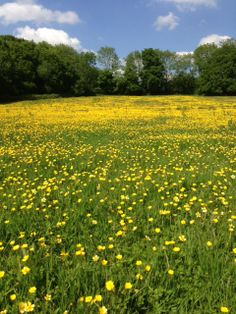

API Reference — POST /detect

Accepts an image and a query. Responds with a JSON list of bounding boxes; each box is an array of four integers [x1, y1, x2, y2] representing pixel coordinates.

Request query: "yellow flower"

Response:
[[92, 255, 100, 262], [136, 273, 143, 280], [99, 306, 108, 314], [94, 295, 103, 302], [85, 296, 93, 303], [124, 282, 132, 290], [10, 294, 16, 301], [232, 248, 236, 254], [168, 269, 174, 276], [136, 260, 142, 266], [179, 235, 186, 242], [206, 241, 213, 247], [44, 294, 52, 301], [12, 244, 20, 251], [173, 247, 181, 252], [18, 302, 34, 312], [101, 259, 108, 266], [145, 265, 151, 272], [22, 255, 29, 262], [220, 307, 230, 313], [18, 302, 27, 313], [25, 302, 35, 312], [155, 228, 161, 234], [105, 280, 115, 291], [97, 245, 105, 252], [116, 254, 123, 260], [0, 271, 5, 279], [116, 230, 123, 237], [165, 241, 175, 246], [28, 287, 37, 294], [21, 267, 30, 275]]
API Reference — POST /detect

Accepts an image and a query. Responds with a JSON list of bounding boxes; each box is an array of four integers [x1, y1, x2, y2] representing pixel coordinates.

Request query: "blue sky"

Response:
[[0, 0, 235, 57]]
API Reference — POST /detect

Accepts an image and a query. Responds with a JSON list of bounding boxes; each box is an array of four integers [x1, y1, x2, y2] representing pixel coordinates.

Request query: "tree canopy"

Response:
[[0, 35, 235, 98]]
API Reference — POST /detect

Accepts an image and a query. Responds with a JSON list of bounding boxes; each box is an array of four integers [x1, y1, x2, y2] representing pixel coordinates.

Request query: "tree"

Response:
[[52, 45, 80, 94], [158, 50, 197, 94], [96, 47, 120, 73], [36, 42, 67, 94], [141, 49, 166, 95], [123, 51, 143, 95], [194, 44, 218, 74], [194, 40, 236, 95], [1, 34, 235, 98], [96, 70, 115, 95], [171, 53, 196, 94], [0, 36, 38, 96], [73, 52, 98, 96]]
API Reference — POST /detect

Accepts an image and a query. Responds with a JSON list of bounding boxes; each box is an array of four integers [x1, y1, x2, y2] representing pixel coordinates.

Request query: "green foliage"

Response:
[[0, 36, 98, 97], [0, 36, 38, 96], [36, 43, 68, 94], [0, 35, 236, 97], [141, 49, 166, 95], [73, 52, 98, 96], [96, 70, 115, 95], [194, 40, 236, 95], [171, 73, 196, 95], [96, 46, 120, 72], [123, 51, 143, 95]]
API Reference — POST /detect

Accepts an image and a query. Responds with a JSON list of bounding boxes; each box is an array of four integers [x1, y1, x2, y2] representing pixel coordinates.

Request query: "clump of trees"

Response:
[[194, 41, 236, 95], [0, 35, 235, 98]]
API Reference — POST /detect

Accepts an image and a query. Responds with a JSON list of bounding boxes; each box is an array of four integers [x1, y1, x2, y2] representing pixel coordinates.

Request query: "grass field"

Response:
[[0, 95, 236, 314]]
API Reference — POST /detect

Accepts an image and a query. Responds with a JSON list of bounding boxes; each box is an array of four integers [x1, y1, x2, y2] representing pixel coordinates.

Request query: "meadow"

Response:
[[0, 95, 236, 314]]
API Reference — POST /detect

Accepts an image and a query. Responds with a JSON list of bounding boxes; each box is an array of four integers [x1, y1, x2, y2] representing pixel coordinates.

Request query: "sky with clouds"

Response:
[[0, 0, 235, 56]]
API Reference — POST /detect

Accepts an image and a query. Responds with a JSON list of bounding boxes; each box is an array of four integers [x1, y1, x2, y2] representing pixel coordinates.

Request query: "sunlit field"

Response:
[[1, 95, 236, 314]]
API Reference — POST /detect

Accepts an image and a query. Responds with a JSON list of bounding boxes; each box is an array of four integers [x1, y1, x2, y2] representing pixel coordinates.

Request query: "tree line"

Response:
[[0, 35, 236, 98]]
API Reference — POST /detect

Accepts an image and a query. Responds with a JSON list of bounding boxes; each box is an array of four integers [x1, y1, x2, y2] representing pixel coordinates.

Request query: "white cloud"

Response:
[[154, 12, 179, 31], [199, 34, 231, 46], [0, 0, 80, 25], [152, 0, 218, 11], [15, 26, 83, 50]]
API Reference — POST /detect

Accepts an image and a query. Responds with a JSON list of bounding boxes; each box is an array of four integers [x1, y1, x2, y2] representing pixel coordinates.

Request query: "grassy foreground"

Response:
[[0, 95, 236, 314]]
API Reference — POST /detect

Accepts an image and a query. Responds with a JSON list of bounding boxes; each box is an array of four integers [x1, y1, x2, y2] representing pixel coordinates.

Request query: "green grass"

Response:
[[0, 96, 236, 314]]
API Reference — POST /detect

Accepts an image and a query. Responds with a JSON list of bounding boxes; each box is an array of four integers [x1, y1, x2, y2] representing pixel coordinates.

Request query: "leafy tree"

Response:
[[73, 52, 98, 96], [36, 42, 70, 94], [52, 45, 80, 94], [141, 49, 166, 95], [194, 40, 236, 95], [96, 70, 115, 95], [158, 50, 196, 94], [97, 47, 120, 73], [159, 50, 176, 80], [1, 34, 236, 98], [113, 75, 127, 95], [194, 44, 218, 74], [123, 51, 143, 95], [171, 53, 196, 94], [0, 36, 38, 96], [170, 73, 196, 94], [36, 44, 98, 96], [0, 36, 14, 96]]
